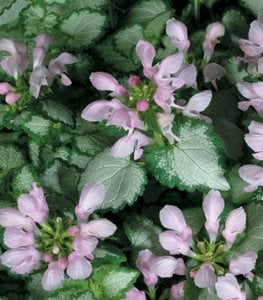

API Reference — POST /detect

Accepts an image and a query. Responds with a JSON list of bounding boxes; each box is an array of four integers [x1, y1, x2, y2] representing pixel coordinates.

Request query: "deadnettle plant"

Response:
[[0, 34, 76, 106], [157, 190, 257, 299], [0, 182, 116, 291]]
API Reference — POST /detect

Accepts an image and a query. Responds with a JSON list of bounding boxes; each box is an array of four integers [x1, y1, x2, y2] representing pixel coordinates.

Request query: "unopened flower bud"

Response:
[[43, 253, 53, 263], [136, 100, 149, 112], [0, 82, 12, 95], [128, 75, 141, 86], [52, 246, 60, 255], [68, 226, 80, 236], [5, 92, 19, 104], [57, 257, 68, 269]]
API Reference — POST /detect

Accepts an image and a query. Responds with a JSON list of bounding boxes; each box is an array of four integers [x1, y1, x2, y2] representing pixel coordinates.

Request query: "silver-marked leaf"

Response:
[[0, 145, 25, 170]]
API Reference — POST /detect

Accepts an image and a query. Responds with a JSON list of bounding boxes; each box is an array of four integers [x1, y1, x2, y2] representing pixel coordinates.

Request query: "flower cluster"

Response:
[[80, 19, 229, 160], [0, 34, 76, 104], [0, 182, 116, 291], [126, 190, 257, 300], [237, 19, 263, 192]]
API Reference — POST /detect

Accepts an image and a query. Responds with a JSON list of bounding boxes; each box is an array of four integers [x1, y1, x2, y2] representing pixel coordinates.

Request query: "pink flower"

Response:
[[159, 205, 192, 255], [0, 246, 41, 275], [136, 249, 179, 287], [172, 64, 197, 89], [128, 75, 141, 87], [80, 219, 117, 238], [42, 262, 65, 291], [0, 208, 34, 232], [111, 130, 152, 160], [229, 252, 258, 281], [203, 190, 225, 241], [203, 22, 225, 61], [75, 183, 105, 221], [194, 263, 217, 288], [245, 121, 263, 160], [203, 63, 226, 90], [125, 288, 146, 300], [239, 164, 263, 192], [66, 252, 92, 280], [0, 39, 28, 78], [33, 34, 53, 69], [3, 227, 34, 248], [258, 57, 263, 74], [236, 81, 263, 113], [5, 92, 19, 104], [170, 281, 185, 300], [157, 113, 181, 144], [239, 20, 263, 58], [29, 66, 51, 98], [166, 18, 190, 54], [18, 183, 49, 224], [90, 72, 128, 97], [136, 100, 149, 112], [222, 207, 246, 246], [215, 273, 246, 300], [0, 82, 12, 95], [48, 52, 77, 86], [72, 236, 98, 260]]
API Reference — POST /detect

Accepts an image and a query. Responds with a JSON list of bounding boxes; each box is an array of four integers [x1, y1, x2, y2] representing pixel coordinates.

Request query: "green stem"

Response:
[[148, 286, 156, 300], [194, 0, 200, 22], [153, 132, 165, 147]]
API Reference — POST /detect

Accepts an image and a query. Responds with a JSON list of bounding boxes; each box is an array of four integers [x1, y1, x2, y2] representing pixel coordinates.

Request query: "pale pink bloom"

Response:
[[107, 108, 142, 136], [215, 273, 246, 300], [81, 98, 125, 122], [43, 253, 53, 263], [181, 90, 212, 121], [0, 82, 11, 94], [0, 208, 34, 232], [136, 100, 149, 112], [194, 263, 217, 288], [258, 297, 263, 300], [48, 52, 77, 86], [203, 22, 225, 61], [5, 92, 19, 104], [239, 20, 263, 58], [80, 219, 117, 238], [33, 34, 53, 69], [3, 227, 34, 248], [229, 252, 258, 281], [173, 64, 197, 89], [72, 236, 98, 260], [222, 207, 246, 246], [239, 164, 263, 192], [75, 183, 105, 221], [157, 113, 180, 144], [111, 130, 152, 160], [0, 246, 41, 275], [42, 262, 64, 291], [203, 63, 226, 90], [258, 57, 263, 74], [66, 252, 92, 280], [57, 257, 68, 269], [166, 18, 190, 54], [203, 190, 225, 241], [136, 40, 156, 79], [90, 72, 128, 97], [154, 85, 176, 110], [159, 230, 191, 256], [170, 281, 185, 300], [174, 258, 186, 275], [125, 288, 146, 300], [29, 66, 51, 98], [136, 249, 178, 287], [128, 75, 141, 86], [18, 183, 49, 224], [0, 39, 28, 78], [236, 81, 263, 113], [245, 121, 263, 160], [68, 226, 80, 236], [159, 205, 192, 241]]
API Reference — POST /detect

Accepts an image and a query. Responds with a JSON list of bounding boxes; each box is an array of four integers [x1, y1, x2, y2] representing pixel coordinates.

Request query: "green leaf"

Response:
[[22, 4, 58, 37], [145, 117, 230, 192], [41, 100, 74, 126], [124, 214, 165, 256], [11, 165, 38, 197], [222, 58, 248, 85], [27, 274, 49, 300], [228, 165, 256, 205], [184, 279, 201, 300], [125, 0, 170, 25], [47, 289, 94, 300], [240, 0, 263, 17], [254, 276, 263, 296], [60, 9, 106, 49], [201, 0, 219, 8], [92, 265, 139, 300], [183, 207, 205, 236], [93, 243, 126, 266], [74, 133, 113, 156], [233, 203, 263, 255], [0, 1, 16, 15], [0, 145, 25, 170], [44, 0, 68, 4], [42, 160, 79, 199], [79, 149, 147, 211], [23, 115, 51, 138], [114, 24, 143, 58], [197, 288, 219, 300], [0, 0, 30, 26]]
